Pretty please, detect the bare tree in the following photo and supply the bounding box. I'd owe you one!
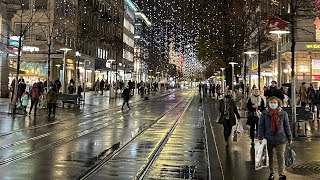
[1,0,43,113]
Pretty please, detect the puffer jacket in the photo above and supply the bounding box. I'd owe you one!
[258,108,292,145]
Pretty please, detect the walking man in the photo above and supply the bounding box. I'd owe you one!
[122,86,131,111]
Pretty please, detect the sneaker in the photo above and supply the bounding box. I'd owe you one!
[268,173,274,180]
[279,175,286,180]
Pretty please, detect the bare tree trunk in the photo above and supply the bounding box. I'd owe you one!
[47,42,51,92]
[11,35,23,114]
[258,32,261,90]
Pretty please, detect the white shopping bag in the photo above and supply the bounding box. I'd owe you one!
[230,117,244,142]
[255,139,269,170]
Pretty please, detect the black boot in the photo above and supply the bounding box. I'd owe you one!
[279,175,286,180]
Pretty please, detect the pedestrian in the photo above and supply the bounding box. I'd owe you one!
[94,79,100,94]
[122,86,130,111]
[316,89,320,119]
[21,92,29,114]
[100,79,105,95]
[299,82,307,107]
[67,83,75,94]
[216,84,221,100]
[29,83,40,116]
[18,79,26,103]
[219,90,241,148]
[246,88,265,146]
[258,96,292,180]
[47,85,58,117]
[212,83,216,97]
[265,81,284,102]
[54,79,62,92]
[308,84,317,112]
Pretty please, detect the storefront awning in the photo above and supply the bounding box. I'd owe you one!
[260,60,273,69]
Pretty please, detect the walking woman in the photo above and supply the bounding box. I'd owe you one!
[258,96,292,180]
[219,90,241,147]
[47,85,59,117]
[247,88,265,146]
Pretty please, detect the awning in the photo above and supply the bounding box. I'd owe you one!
[260,60,273,69]
[0,44,16,56]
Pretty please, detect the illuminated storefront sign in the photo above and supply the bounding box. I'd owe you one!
[22,46,39,52]
[252,65,258,70]
[306,44,320,49]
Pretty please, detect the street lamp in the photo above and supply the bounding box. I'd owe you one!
[107,59,116,98]
[83,60,90,104]
[220,68,226,95]
[75,51,81,94]
[60,48,72,94]
[229,62,238,93]
[244,50,258,96]
[270,30,290,86]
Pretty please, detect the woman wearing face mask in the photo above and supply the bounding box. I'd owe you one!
[247,88,265,146]
[219,90,241,147]
[258,96,292,180]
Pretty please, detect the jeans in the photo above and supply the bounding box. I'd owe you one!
[267,143,286,175]
[310,102,317,112]
[250,121,258,142]
[29,99,39,115]
[48,103,56,115]
[223,119,232,142]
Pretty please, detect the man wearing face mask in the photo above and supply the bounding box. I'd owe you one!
[219,90,241,147]
[247,88,265,145]
[258,96,292,180]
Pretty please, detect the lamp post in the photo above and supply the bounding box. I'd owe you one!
[220,68,225,95]
[270,30,290,87]
[229,62,238,93]
[244,51,258,96]
[83,60,90,104]
[75,51,81,94]
[60,48,72,94]
[107,59,116,98]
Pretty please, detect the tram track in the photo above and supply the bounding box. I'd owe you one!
[0,91,188,167]
[77,91,194,180]
[0,90,176,138]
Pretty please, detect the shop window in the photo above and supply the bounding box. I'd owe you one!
[34,0,48,9]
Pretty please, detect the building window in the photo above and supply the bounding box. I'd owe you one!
[22,0,30,9]
[33,24,47,41]
[15,23,29,39]
[34,0,48,9]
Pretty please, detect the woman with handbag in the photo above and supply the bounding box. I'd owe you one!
[219,90,241,147]
[247,88,265,146]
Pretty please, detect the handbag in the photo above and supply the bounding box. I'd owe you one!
[216,113,224,124]
[285,146,296,167]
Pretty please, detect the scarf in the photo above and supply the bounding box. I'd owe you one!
[250,95,261,106]
[269,108,280,133]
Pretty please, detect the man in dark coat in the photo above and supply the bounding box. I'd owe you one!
[122,86,130,111]
[265,81,284,102]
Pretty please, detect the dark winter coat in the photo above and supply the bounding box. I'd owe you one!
[265,86,284,100]
[258,108,292,145]
[219,97,241,126]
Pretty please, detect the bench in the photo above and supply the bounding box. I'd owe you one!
[282,107,313,136]
[58,94,79,108]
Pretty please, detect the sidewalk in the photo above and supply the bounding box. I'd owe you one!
[0,89,172,116]
[203,97,320,180]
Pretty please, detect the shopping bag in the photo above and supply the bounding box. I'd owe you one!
[255,139,269,170]
[285,146,296,167]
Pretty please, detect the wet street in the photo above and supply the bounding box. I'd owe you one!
[0,90,320,180]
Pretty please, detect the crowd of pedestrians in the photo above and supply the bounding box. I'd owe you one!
[214,80,293,180]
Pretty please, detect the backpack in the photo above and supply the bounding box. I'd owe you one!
[32,88,40,99]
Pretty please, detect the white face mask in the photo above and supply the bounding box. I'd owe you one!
[269,102,278,110]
